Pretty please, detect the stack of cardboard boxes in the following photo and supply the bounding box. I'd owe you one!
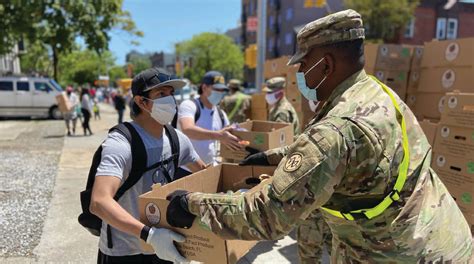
[364,43,413,101]
[412,38,474,120]
[431,91,474,233]
[405,46,423,111]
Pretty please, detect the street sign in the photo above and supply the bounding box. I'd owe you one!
[247,17,258,32]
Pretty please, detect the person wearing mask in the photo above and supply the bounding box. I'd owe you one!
[64,86,79,136]
[165,10,473,263]
[177,71,241,175]
[81,88,94,136]
[263,77,300,135]
[220,79,251,123]
[90,67,206,264]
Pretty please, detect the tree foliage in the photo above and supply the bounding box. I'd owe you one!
[128,56,151,76]
[0,1,142,80]
[176,33,244,84]
[344,0,419,42]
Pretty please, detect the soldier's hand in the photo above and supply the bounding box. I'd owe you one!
[166,190,196,229]
[239,152,270,166]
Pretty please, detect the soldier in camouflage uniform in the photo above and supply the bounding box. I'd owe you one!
[263,77,301,135]
[166,9,473,263]
[220,79,251,123]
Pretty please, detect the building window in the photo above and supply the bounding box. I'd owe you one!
[404,18,415,38]
[447,18,458,39]
[269,15,274,26]
[436,18,447,39]
[248,1,253,16]
[268,38,274,51]
[285,32,293,45]
[286,8,293,21]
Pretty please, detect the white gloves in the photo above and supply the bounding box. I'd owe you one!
[146,227,188,263]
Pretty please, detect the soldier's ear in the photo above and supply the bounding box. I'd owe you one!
[324,54,335,75]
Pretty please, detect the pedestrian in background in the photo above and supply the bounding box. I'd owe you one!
[93,100,101,120]
[263,77,300,135]
[63,86,79,136]
[113,91,126,124]
[220,79,251,124]
[80,88,93,136]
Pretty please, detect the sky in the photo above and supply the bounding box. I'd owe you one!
[109,0,241,65]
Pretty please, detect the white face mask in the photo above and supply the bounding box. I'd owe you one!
[308,100,320,112]
[265,90,283,105]
[143,96,177,125]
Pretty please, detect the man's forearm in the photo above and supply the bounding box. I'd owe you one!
[182,124,221,141]
[91,197,145,238]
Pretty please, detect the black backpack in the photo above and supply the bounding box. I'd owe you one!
[78,122,180,248]
[171,98,226,128]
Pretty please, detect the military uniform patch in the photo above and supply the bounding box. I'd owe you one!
[284,153,303,172]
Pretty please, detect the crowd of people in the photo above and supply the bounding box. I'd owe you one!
[80,9,472,264]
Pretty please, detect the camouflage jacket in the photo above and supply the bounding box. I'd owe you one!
[220,91,251,123]
[187,70,473,263]
[268,97,300,135]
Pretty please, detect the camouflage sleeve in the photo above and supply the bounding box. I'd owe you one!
[264,145,290,165]
[274,111,291,124]
[187,120,349,241]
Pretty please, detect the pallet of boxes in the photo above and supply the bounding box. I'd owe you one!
[432,91,474,234]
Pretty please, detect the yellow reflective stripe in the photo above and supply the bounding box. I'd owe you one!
[228,93,244,120]
[320,76,410,220]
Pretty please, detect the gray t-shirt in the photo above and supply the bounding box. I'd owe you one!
[95,122,199,256]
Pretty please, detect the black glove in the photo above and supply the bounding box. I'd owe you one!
[166,190,196,229]
[239,152,270,166]
[245,146,261,156]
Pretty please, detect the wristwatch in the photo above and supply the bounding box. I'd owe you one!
[140,225,151,242]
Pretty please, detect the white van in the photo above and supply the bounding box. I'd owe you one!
[0,76,63,119]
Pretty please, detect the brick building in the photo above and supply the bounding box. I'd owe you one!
[398,0,474,45]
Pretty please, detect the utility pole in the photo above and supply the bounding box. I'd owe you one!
[256,0,267,92]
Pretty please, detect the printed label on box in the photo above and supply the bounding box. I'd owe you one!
[445,42,459,61]
[145,203,161,225]
[441,69,455,89]
[438,96,446,114]
[440,126,450,138]
[447,96,458,109]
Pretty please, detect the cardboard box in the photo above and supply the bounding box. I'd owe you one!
[371,69,408,99]
[407,70,420,93]
[440,92,474,129]
[421,38,474,68]
[417,67,474,94]
[139,164,276,264]
[251,93,267,110]
[406,93,416,110]
[409,46,424,70]
[264,56,292,79]
[434,124,474,157]
[413,93,447,120]
[419,119,439,146]
[251,108,268,121]
[55,93,72,112]
[220,120,294,161]
[364,43,412,71]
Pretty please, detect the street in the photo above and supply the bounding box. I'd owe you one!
[0,104,321,264]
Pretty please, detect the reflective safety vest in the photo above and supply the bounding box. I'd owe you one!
[321,76,410,220]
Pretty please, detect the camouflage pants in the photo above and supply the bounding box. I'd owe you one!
[296,210,332,264]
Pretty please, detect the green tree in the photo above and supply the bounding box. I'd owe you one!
[176,33,244,84]
[344,0,419,42]
[19,40,52,76]
[109,66,128,83]
[129,56,152,76]
[0,1,142,80]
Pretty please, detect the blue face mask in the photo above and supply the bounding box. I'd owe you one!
[296,57,328,101]
[208,90,226,105]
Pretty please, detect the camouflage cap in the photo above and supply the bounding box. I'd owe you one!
[262,77,286,93]
[228,79,242,90]
[288,9,365,65]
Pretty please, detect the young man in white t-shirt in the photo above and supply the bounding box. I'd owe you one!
[178,71,241,171]
[90,68,206,264]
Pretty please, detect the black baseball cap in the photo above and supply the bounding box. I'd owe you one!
[131,67,186,96]
[202,71,228,90]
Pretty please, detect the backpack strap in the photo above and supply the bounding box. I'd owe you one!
[106,122,147,249]
[216,106,226,128]
[193,98,202,123]
[164,124,180,179]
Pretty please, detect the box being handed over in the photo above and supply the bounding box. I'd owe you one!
[220,120,294,162]
[139,163,276,264]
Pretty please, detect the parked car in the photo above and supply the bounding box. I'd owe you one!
[0,76,63,119]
